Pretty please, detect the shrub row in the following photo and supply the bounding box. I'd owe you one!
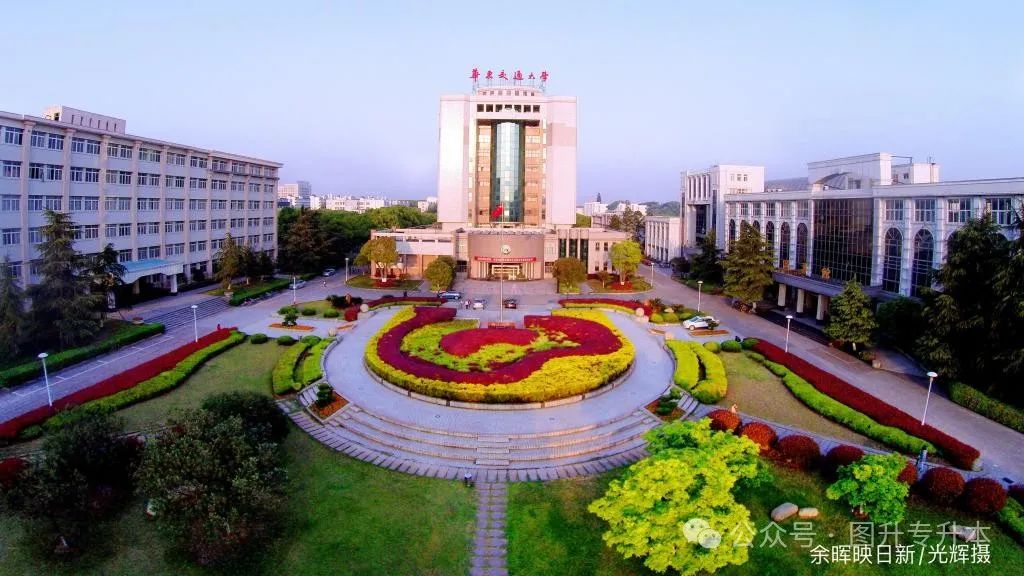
[298,338,333,386]
[272,337,318,395]
[250,333,269,344]
[557,298,651,317]
[1000,499,1024,544]
[665,341,727,402]
[39,332,246,433]
[949,381,1024,434]
[0,323,165,389]
[0,328,236,439]
[365,296,444,310]
[750,341,980,470]
[665,340,699,390]
[707,409,740,432]
[228,277,292,305]
[750,353,935,457]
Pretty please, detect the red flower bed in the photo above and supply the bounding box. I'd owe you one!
[707,409,741,432]
[737,422,776,454]
[823,445,865,478]
[961,478,1008,515]
[0,328,236,439]
[0,457,26,489]
[559,298,652,316]
[440,328,538,357]
[751,340,981,470]
[375,307,623,385]
[919,467,966,505]
[366,296,444,310]
[773,434,821,470]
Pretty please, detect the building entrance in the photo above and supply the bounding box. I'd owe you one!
[489,263,522,279]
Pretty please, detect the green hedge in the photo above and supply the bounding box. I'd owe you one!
[0,323,165,389]
[949,381,1024,434]
[721,339,742,352]
[703,341,720,353]
[666,340,699,390]
[748,353,935,455]
[691,343,728,402]
[999,498,1024,544]
[250,333,269,344]
[228,278,292,305]
[39,332,245,432]
[299,338,333,386]
[272,339,314,395]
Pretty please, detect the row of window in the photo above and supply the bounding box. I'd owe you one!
[2,161,278,192]
[883,198,1017,226]
[3,220,274,245]
[0,194,276,212]
[476,104,541,113]
[729,200,809,219]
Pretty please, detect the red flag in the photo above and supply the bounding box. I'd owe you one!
[491,204,503,219]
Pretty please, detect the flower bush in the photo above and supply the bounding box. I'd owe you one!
[365,307,634,403]
[773,434,821,470]
[961,477,1008,515]
[737,422,776,454]
[919,467,966,505]
[750,341,980,470]
[897,460,918,485]
[823,445,866,479]
[707,409,741,432]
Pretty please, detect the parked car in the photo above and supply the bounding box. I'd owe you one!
[472,299,486,310]
[289,279,308,290]
[682,315,718,331]
[502,298,518,309]
[323,268,337,277]
[438,290,462,301]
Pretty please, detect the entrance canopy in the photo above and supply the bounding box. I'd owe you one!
[121,258,183,284]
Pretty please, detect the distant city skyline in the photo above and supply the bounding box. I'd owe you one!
[6,0,1022,202]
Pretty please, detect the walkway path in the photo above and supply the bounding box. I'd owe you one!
[471,482,508,576]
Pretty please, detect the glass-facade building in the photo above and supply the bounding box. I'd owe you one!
[490,121,524,223]
[811,198,874,285]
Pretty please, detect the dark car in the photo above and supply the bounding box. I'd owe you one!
[438,291,462,301]
[502,298,518,309]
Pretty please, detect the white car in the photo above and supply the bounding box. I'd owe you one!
[289,279,308,290]
[683,315,718,331]
[472,299,486,310]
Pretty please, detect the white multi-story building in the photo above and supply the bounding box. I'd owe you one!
[277,181,311,208]
[644,216,681,263]
[581,201,608,217]
[716,152,1022,320]
[0,106,281,294]
[680,164,766,249]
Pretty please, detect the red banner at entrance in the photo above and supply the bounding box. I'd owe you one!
[474,256,537,263]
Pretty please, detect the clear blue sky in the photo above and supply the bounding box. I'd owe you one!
[5,1,1022,202]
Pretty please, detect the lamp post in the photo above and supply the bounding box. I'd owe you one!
[697,280,704,314]
[38,353,52,408]
[785,314,794,353]
[292,275,297,305]
[190,304,199,343]
[345,257,349,284]
[921,371,938,426]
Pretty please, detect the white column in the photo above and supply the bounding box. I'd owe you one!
[796,288,805,314]
[777,283,787,307]
[816,294,827,321]
[170,273,178,294]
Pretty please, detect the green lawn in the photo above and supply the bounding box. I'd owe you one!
[586,277,653,294]
[508,465,1024,576]
[718,351,881,448]
[0,341,475,575]
[346,275,422,291]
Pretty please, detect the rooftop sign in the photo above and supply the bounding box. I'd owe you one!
[470,68,548,89]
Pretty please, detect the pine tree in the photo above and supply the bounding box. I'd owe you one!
[26,210,102,348]
[721,223,773,310]
[690,230,723,283]
[84,243,125,322]
[0,256,25,358]
[825,280,877,351]
[280,209,327,273]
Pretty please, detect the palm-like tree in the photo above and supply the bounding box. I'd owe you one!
[87,243,126,321]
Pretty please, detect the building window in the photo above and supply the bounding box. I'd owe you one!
[165,175,185,188]
[2,228,20,246]
[167,198,185,210]
[2,126,24,145]
[190,156,208,168]
[165,220,185,233]
[810,199,872,284]
[189,220,208,231]
[797,201,809,219]
[882,228,902,293]
[169,153,186,166]
[189,199,208,211]
[765,221,775,261]
[189,177,208,189]
[884,199,904,221]
[782,202,793,219]
[30,131,46,148]
[987,197,1016,226]
[796,222,809,270]
[911,229,934,297]
[2,195,20,211]
[47,133,64,150]
[766,202,776,218]
[916,199,938,221]
[211,179,227,190]
[946,198,971,223]
[728,219,736,248]
[105,196,132,211]
[107,143,132,159]
[28,163,44,180]
[117,249,133,263]
[2,160,21,178]
[31,225,47,242]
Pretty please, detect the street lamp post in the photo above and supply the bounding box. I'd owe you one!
[697,280,704,314]
[345,257,350,284]
[921,371,938,426]
[292,275,297,305]
[785,314,794,353]
[38,353,52,408]
[190,304,199,343]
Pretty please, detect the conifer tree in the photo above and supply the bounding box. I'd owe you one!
[721,223,773,310]
[825,280,877,351]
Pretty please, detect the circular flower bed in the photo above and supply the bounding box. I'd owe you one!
[365,307,635,403]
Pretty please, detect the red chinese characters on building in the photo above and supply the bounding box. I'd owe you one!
[470,68,480,80]
[471,69,549,85]
[498,70,508,80]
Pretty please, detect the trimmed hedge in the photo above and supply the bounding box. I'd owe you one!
[299,338,333,386]
[773,434,821,470]
[897,460,918,485]
[961,477,1008,515]
[277,335,296,346]
[1011,484,1024,505]
[366,296,444,310]
[999,499,1024,544]
[720,340,742,352]
[272,338,315,395]
[919,467,966,505]
[752,340,980,470]
[703,341,720,353]
[738,421,776,453]
[740,338,760,349]
[690,342,728,403]
[323,309,339,318]
[39,332,246,432]
[823,445,865,478]
[250,333,269,344]
[707,409,741,432]
[0,323,165,389]
[665,340,699,390]
[228,277,291,305]
[949,381,1024,434]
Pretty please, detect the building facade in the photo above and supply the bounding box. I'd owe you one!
[680,164,766,250]
[717,152,1021,320]
[373,75,630,281]
[0,106,281,293]
[644,215,681,263]
[277,181,311,208]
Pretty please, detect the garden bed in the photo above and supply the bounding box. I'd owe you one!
[269,323,316,331]
[689,328,729,336]
[346,275,422,290]
[313,392,348,419]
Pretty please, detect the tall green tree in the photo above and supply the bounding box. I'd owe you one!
[365,205,436,229]
[607,214,622,231]
[84,243,125,323]
[917,216,1009,394]
[0,256,26,358]
[574,213,592,228]
[214,233,246,290]
[424,257,454,291]
[609,240,642,283]
[721,222,773,310]
[280,209,328,273]
[355,237,399,280]
[690,230,723,284]
[825,281,877,351]
[26,210,102,348]
[875,296,924,352]
[551,257,587,292]
[612,207,645,242]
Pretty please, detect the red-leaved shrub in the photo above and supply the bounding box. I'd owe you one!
[919,467,966,505]
[897,460,918,485]
[343,306,359,322]
[751,340,981,470]
[961,478,1008,515]
[823,445,866,478]
[707,409,741,432]
[738,422,776,453]
[773,435,821,470]
[0,457,27,489]
[1009,484,1024,505]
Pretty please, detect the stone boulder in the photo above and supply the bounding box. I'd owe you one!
[798,507,819,519]
[771,502,799,522]
[953,525,979,542]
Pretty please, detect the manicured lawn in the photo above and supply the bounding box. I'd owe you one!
[508,464,1024,576]
[294,299,335,315]
[718,351,882,448]
[586,278,653,294]
[346,275,422,290]
[116,340,285,431]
